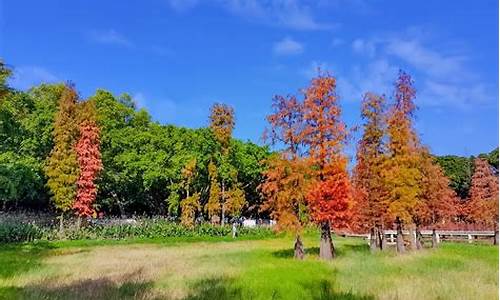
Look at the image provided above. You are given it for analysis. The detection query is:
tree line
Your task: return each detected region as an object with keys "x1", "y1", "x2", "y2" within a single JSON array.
[
  {"x1": 0, "y1": 60, "x2": 498, "y2": 258},
  {"x1": 260, "y1": 70, "x2": 498, "y2": 259}
]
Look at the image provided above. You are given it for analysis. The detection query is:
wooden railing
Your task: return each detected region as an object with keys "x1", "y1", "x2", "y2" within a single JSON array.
[{"x1": 342, "y1": 230, "x2": 496, "y2": 244}]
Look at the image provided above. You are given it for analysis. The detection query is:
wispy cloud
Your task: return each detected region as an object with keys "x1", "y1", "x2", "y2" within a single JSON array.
[
  {"x1": 167, "y1": 0, "x2": 334, "y2": 30},
  {"x1": 347, "y1": 30, "x2": 494, "y2": 108},
  {"x1": 273, "y1": 37, "x2": 303, "y2": 56},
  {"x1": 88, "y1": 29, "x2": 132, "y2": 47},
  {"x1": 8, "y1": 66, "x2": 60, "y2": 90}
]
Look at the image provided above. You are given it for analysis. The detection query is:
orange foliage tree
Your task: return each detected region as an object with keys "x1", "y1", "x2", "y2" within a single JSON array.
[
  {"x1": 352, "y1": 92, "x2": 388, "y2": 251},
  {"x1": 260, "y1": 94, "x2": 309, "y2": 259},
  {"x1": 414, "y1": 150, "x2": 458, "y2": 248},
  {"x1": 73, "y1": 100, "x2": 102, "y2": 218},
  {"x1": 302, "y1": 73, "x2": 351, "y2": 260},
  {"x1": 467, "y1": 158, "x2": 499, "y2": 244},
  {"x1": 382, "y1": 71, "x2": 422, "y2": 253}
]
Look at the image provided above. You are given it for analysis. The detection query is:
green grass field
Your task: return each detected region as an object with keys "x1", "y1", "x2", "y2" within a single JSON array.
[{"x1": 0, "y1": 233, "x2": 497, "y2": 300}]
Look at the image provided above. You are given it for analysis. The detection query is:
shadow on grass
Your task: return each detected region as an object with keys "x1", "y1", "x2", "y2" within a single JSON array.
[
  {"x1": 272, "y1": 247, "x2": 319, "y2": 258},
  {"x1": 272, "y1": 242, "x2": 369, "y2": 259},
  {"x1": 184, "y1": 277, "x2": 244, "y2": 300},
  {"x1": 0, "y1": 241, "x2": 57, "y2": 279},
  {"x1": 18, "y1": 269, "x2": 156, "y2": 300},
  {"x1": 302, "y1": 280, "x2": 375, "y2": 300}
]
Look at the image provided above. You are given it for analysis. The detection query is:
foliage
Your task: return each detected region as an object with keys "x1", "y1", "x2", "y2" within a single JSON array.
[
  {"x1": 206, "y1": 160, "x2": 221, "y2": 223},
  {"x1": 302, "y1": 74, "x2": 351, "y2": 229},
  {"x1": 261, "y1": 92, "x2": 309, "y2": 234},
  {"x1": 382, "y1": 71, "x2": 422, "y2": 225},
  {"x1": 435, "y1": 155, "x2": 473, "y2": 199},
  {"x1": 45, "y1": 85, "x2": 80, "y2": 213},
  {"x1": 467, "y1": 158, "x2": 499, "y2": 227},
  {"x1": 209, "y1": 103, "x2": 235, "y2": 152},
  {"x1": 181, "y1": 193, "x2": 201, "y2": 228},
  {"x1": 414, "y1": 150, "x2": 458, "y2": 228},
  {"x1": 74, "y1": 101, "x2": 103, "y2": 217},
  {"x1": 352, "y1": 92, "x2": 387, "y2": 231}
]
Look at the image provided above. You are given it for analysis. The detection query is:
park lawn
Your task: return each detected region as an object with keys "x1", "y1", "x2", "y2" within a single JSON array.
[{"x1": 0, "y1": 234, "x2": 497, "y2": 300}]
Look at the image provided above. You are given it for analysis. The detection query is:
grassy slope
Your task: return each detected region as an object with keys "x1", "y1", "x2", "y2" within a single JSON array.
[{"x1": 0, "y1": 234, "x2": 497, "y2": 300}]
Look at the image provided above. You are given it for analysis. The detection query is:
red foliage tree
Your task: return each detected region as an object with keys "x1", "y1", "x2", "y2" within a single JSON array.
[
  {"x1": 414, "y1": 150, "x2": 458, "y2": 248},
  {"x1": 352, "y1": 92, "x2": 388, "y2": 251},
  {"x1": 302, "y1": 73, "x2": 351, "y2": 260},
  {"x1": 73, "y1": 101, "x2": 102, "y2": 218},
  {"x1": 467, "y1": 158, "x2": 499, "y2": 244}
]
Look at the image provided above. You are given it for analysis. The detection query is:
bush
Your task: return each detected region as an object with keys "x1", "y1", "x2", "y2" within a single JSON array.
[
  {"x1": 0, "y1": 221, "x2": 45, "y2": 243},
  {"x1": 0, "y1": 215, "x2": 276, "y2": 243}
]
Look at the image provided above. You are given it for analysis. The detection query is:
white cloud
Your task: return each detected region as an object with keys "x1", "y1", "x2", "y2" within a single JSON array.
[
  {"x1": 352, "y1": 38, "x2": 376, "y2": 57},
  {"x1": 346, "y1": 31, "x2": 494, "y2": 108},
  {"x1": 88, "y1": 29, "x2": 132, "y2": 47},
  {"x1": 273, "y1": 37, "x2": 303, "y2": 55},
  {"x1": 166, "y1": 0, "x2": 333, "y2": 30},
  {"x1": 8, "y1": 66, "x2": 60, "y2": 90}
]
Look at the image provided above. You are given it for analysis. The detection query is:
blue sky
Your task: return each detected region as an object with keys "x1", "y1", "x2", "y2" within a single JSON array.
[{"x1": 1, "y1": 0, "x2": 498, "y2": 158}]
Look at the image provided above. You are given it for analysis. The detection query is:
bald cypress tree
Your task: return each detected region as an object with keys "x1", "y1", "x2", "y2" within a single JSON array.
[{"x1": 45, "y1": 85, "x2": 80, "y2": 229}]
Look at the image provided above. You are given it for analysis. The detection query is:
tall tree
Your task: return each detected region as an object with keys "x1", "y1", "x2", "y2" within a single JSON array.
[
  {"x1": 261, "y1": 94, "x2": 309, "y2": 259},
  {"x1": 209, "y1": 103, "x2": 238, "y2": 225},
  {"x1": 415, "y1": 150, "x2": 458, "y2": 248},
  {"x1": 73, "y1": 100, "x2": 102, "y2": 218},
  {"x1": 382, "y1": 71, "x2": 422, "y2": 253},
  {"x1": 467, "y1": 158, "x2": 499, "y2": 244},
  {"x1": 352, "y1": 92, "x2": 388, "y2": 251},
  {"x1": 302, "y1": 73, "x2": 351, "y2": 260},
  {"x1": 45, "y1": 85, "x2": 80, "y2": 229},
  {"x1": 180, "y1": 158, "x2": 199, "y2": 227},
  {"x1": 205, "y1": 160, "x2": 221, "y2": 224}
]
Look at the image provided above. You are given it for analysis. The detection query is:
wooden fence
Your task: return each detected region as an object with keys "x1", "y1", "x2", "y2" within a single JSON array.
[{"x1": 342, "y1": 230, "x2": 496, "y2": 245}]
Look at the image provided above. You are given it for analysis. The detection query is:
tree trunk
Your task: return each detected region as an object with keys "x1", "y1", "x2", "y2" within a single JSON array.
[
  {"x1": 494, "y1": 222, "x2": 498, "y2": 245},
  {"x1": 76, "y1": 216, "x2": 81, "y2": 230},
  {"x1": 294, "y1": 235, "x2": 305, "y2": 260},
  {"x1": 319, "y1": 221, "x2": 335, "y2": 260},
  {"x1": 408, "y1": 225, "x2": 417, "y2": 251},
  {"x1": 58, "y1": 213, "x2": 64, "y2": 236},
  {"x1": 396, "y1": 218, "x2": 405, "y2": 254},
  {"x1": 378, "y1": 224, "x2": 387, "y2": 250},
  {"x1": 431, "y1": 228, "x2": 439, "y2": 248},
  {"x1": 415, "y1": 227, "x2": 423, "y2": 250},
  {"x1": 232, "y1": 222, "x2": 237, "y2": 238},
  {"x1": 221, "y1": 182, "x2": 225, "y2": 226},
  {"x1": 369, "y1": 226, "x2": 378, "y2": 253}
]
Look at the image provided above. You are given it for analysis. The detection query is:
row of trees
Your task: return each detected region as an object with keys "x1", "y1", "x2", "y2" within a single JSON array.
[
  {"x1": 0, "y1": 61, "x2": 269, "y2": 221},
  {"x1": 0, "y1": 60, "x2": 497, "y2": 256},
  {"x1": 260, "y1": 71, "x2": 498, "y2": 259}
]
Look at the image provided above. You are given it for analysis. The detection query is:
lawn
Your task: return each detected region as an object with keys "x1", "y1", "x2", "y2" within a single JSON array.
[{"x1": 0, "y1": 233, "x2": 497, "y2": 300}]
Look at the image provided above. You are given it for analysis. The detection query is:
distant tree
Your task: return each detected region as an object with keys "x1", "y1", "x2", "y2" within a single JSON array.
[
  {"x1": 0, "y1": 60, "x2": 12, "y2": 99},
  {"x1": 209, "y1": 103, "x2": 239, "y2": 225},
  {"x1": 467, "y1": 158, "x2": 499, "y2": 244},
  {"x1": 181, "y1": 193, "x2": 201, "y2": 228},
  {"x1": 435, "y1": 155, "x2": 473, "y2": 199},
  {"x1": 302, "y1": 73, "x2": 351, "y2": 260},
  {"x1": 261, "y1": 94, "x2": 309, "y2": 259},
  {"x1": 352, "y1": 92, "x2": 388, "y2": 251},
  {"x1": 180, "y1": 158, "x2": 199, "y2": 227},
  {"x1": 73, "y1": 100, "x2": 102, "y2": 218},
  {"x1": 45, "y1": 85, "x2": 80, "y2": 229},
  {"x1": 205, "y1": 160, "x2": 221, "y2": 224},
  {"x1": 415, "y1": 150, "x2": 458, "y2": 248},
  {"x1": 382, "y1": 71, "x2": 422, "y2": 253}
]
